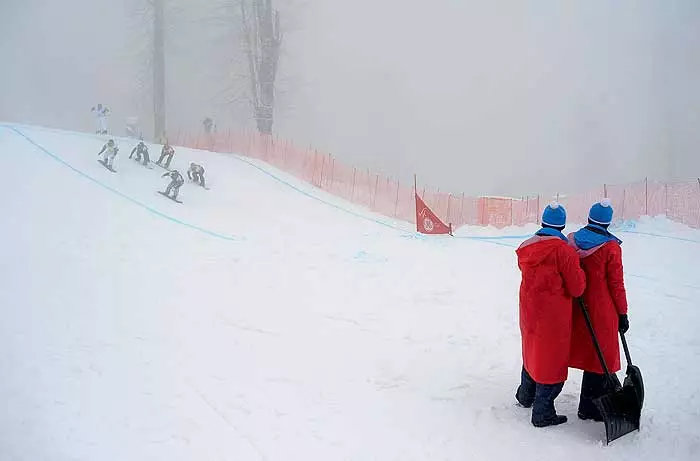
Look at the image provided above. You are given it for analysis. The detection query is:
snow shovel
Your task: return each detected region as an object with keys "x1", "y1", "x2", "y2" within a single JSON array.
[
  {"x1": 620, "y1": 331, "x2": 644, "y2": 415},
  {"x1": 576, "y1": 298, "x2": 642, "y2": 444}
]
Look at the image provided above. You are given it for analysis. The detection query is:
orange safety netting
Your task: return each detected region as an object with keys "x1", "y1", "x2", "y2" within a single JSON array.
[{"x1": 172, "y1": 130, "x2": 700, "y2": 230}]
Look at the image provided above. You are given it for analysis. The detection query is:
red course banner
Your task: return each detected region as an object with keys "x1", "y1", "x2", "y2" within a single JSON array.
[{"x1": 415, "y1": 193, "x2": 452, "y2": 235}]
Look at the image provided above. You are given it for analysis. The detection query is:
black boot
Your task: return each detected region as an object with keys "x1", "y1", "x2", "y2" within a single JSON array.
[
  {"x1": 516, "y1": 367, "x2": 535, "y2": 408},
  {"x1": 532, "y1": 382, "x2": 567, "y2": 427}
]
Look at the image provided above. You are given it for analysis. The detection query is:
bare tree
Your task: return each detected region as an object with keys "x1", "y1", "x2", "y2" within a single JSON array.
[
  {"x1": 153, "y1": 0, "x2": 166, "y2": 142},
  {"x1": 241, "y1": 0, "x2": 282, "y2": 134}
]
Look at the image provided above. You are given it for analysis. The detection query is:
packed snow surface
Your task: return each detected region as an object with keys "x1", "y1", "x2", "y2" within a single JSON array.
[{"x1": 1, "y1": 125, "x2": 699, "y2": 460}]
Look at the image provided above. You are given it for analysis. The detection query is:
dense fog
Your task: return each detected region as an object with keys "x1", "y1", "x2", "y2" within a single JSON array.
[{"x1": 1, "y1": 0, "x2": 699, "y2": 196}]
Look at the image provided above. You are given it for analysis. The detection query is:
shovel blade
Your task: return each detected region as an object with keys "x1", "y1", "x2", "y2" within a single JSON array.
[
  {"x1": 624, "y1": 364, "x2": 644, "y2": 409},
  {"x1": 594, "y1": 385, "x2": 641, "y2": 444}
]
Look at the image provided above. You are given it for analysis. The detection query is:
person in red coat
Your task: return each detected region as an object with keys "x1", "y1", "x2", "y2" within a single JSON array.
[
  {"x1": 515, "y1": 203, "x2": 586, "y2": 427},
  {"x1": 568, "y1": 199, "x2": 629, "y2": 421}
]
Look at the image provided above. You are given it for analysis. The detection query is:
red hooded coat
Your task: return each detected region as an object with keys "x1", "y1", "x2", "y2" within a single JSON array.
[
  {"x1": 516, "y1": 235, "x2": 586, "y2": 384},
  {"x1": 568, "y1": 238, "x2": 628, "y2": 374}
]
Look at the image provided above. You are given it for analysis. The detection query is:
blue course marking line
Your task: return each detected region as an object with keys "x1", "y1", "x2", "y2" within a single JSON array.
[
  {"x1": 228, "y1": 155, "x2": 411, "y2": 232},
  {"x1": 3, "y1": 126, "x2": 243, "y2": 242},
  {"x1": 618, "y1": 230, "x2": 700, "y2": 245}
]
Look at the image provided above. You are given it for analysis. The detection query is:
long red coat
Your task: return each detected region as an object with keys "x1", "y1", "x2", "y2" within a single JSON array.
[
  {"x1": 568, "y1": 238, "x2": 628, "y2": 374},
  {"x1": 516, "y1": 235, "x2": 586, "y2": 384}
]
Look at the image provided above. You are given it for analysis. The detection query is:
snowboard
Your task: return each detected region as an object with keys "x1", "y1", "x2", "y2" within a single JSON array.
[
  {"x1": 98, "y1": 159, "x2": 116, "y2": 173},
  {"x1": 158, "y1": 191, "x2": 182, "y2": 203},
  {"x1": 154, "y1": 162, "x2": 173, "y2": 172},
  {"x1": 131, "y1": 158, "x2": 154, "y2": 168},
  {"x1": 188, "y1": 178, "x2": 210, "y2": 190}
]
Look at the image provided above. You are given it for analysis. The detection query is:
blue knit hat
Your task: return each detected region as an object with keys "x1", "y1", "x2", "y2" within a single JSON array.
[
  {"x1": 589, "y1": 198, "x2": 614, "y2": 225},
  {"x1": 542, "y1": 202, "x2": 567, "y2": 228}
]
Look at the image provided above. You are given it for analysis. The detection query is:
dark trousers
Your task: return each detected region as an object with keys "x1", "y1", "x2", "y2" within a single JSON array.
[
  {"x1": 193, "y1": 172, "x2": 205, "y2": 187},
  {"x1": 165, "y1": 181, "x2": 182, "y2": 199},
  {"x1": 131, "y1": 150, "x2": 149, "y2": 165},
  {"x1": 157, "y1": 152, "x2": 173, "y2": 168},
  {"x1": 516, "y1": 367, "x2": 564, "y2": 426}
]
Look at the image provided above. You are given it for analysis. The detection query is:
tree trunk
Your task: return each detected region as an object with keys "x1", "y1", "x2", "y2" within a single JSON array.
[
  {"x1": 153, "y1": 0, "x2": 166, "y2": 142},
  {"x1": 242, "y1": 0, "x2": 281, "y2": 135}
]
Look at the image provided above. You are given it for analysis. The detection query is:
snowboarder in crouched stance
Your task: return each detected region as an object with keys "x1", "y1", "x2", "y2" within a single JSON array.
[
  {"x1": 156, "y1": 143, "x2": 175, "y2": 169},
  {"x1": 97, "y1": 139, "x2": 119, "y2": 170},
  {"x1": 161, "y1": 170, "x2": 184, "y2": 200},
  {"x1": 515, "y1": 203, "x2": 586, "y2": 427},
  {"x1": 187, "y1": 162, "x2": 206, "y2": 187},
  {"x1": 130, "y1": 141, "x2": 150, "y2": 165}
]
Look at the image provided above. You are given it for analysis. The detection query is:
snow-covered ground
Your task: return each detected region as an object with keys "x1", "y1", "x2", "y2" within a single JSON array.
[{"x1": 0, "y1": 124, "x2": 698, "y2": 460}]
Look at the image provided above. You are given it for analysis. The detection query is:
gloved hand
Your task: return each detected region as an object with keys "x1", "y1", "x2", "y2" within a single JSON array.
[{"x1": 618, "y1": 314, "x2": 629, "y2": 334}]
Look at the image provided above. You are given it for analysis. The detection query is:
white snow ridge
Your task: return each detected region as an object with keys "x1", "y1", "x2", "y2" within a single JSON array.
[{"x1": 0, "y1": 124, "x2": 699, "y2": 460}]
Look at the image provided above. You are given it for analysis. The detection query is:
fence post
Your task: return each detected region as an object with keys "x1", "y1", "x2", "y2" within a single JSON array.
[
  {"x1": 351, "y1": 167, "x2": 357, "y2": 202},
  {"x1": 604, "y1": 183, "x2": 608, "y2": 198},
  {"x1": 312, "y1": 150, "x2": 318, "y2": 186},
  {"x1": 458, "y1": 192, "x2": 465, "y2": 226},
  {"x1": 697, "y1": 178, "x2": 700, "y2": 228},
  {"x1": 645, "y1": 177, "x2": 648, "y2": 216},
  {"x1": 394, "y1": 180, "x2": 400, "y2": 217},
  {"x1": 447, "y1": 194, "x2": 452, "y2": 223},
  {"x1": 372, "y1": 174, "x2": 379, "y2": 209},
  {"x1": 319, "y1": 152, "x2": 326, "y2": 188},
  {"x1": 525, "y1": 195, "x2": 529, "y2": 221},
  {"x1": 537, "y1": 195, "x2": 540, "y2": 224},
  {"x1": 664, "y1": 183, "x2": 669, "y2": 217},
  {"x1": 510, "y1": 198, "x2": 514, "y2": 226}
]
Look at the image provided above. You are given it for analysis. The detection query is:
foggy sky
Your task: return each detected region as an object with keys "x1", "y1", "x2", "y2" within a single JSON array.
[{"x1": 1, "y1": 0, "x2": 699, "y2": 197}]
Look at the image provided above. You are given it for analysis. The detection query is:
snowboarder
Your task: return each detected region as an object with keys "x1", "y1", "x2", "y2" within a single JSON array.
[
  {"x1": 515, "y1": 203, "x2": 586, "y2": 427},
  {"x1": 130, "y1": 141, "x2": 150, "y2": 165},
  {"x1": 567, "y1": 199, "x2": 629, "y2": 422},
  {"x1": 91, "y1": 104, "x2": 110, "y2": 134},
  {"x1": 187, "y1": 162, "x2": 206, "y2": 187},
  {"x1": 161, "y1": 170, "x2": 184, "y2": 201},
  {"x1": 156, "y1": 142, "x2": 175, "y2": 169},
  {"x1": 203, "y1": 117, "x2": 215, "y2": 134},
  {"x1": 97, "y1": 139, "x2": 119, "y2": 170}
]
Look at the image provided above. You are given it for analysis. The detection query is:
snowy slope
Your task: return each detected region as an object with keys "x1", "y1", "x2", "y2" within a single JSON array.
[{"x1": 0, "y1": 125, "x2": 698, "y2": 461}]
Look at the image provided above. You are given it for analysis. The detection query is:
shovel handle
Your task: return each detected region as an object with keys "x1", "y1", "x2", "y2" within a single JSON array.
[
  {"x1": 620, "y1": 331, "x2": 633, "y2": 367},
  {"x1": 577, "y1": 298, "x2": 613, "y2": 377}
]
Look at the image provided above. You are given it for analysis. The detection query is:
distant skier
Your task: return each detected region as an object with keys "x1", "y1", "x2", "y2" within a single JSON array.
[
  {"x1": 156, "y1": 142, "x2": 175, "y2": 169},
  {"x1": 91, "y1": 104, "x2": 110, "y2": 134},
  {"x1": 97, "y1": 139, "x2": 119, "y2": 170},
  {"x1": 187, "y1": 162, "x2": 206, "y2": 187},
  {"x1": 203, "y1": 117, "x2": 215, "y2": 134},
  {"x1": 129, "y1": 141, "x2": 150, "y2": 165},
  {"x1": 161, "y1": 169, "x2": 184, "y2": 201}
]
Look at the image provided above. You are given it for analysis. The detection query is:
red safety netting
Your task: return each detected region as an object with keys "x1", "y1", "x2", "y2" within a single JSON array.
[{"x1": 171, "y1": 130, "x2": 700, "y2": 231}]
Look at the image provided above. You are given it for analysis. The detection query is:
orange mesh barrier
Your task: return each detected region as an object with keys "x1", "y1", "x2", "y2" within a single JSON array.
[{"x1": 172, "y1": 130, "x2": 700, "y2": 230}]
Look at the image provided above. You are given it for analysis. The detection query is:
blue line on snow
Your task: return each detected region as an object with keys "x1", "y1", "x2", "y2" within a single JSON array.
[
  {"x1": 4, "y1": 126, "x2": 243, "y2": 242},
  {"x1": 619, "y1": 230, "x2": 700, "y2": 245}
]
